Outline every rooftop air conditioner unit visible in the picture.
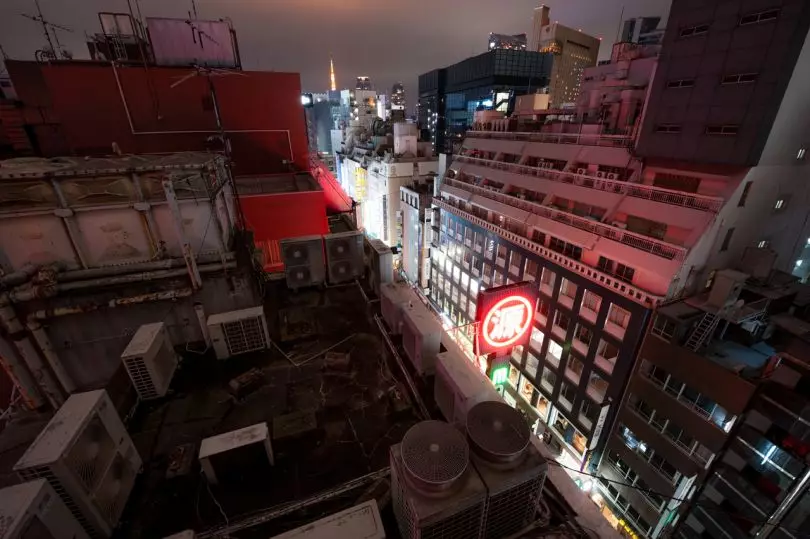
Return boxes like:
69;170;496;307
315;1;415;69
467;401;548;538
605;172;619;181
390;421;487;539
575;168;587;175
14;390;142;538
434;347;500;429
380;282;417;335
121;322;177;401
401;301;442;376
281;235;325;290
596;171;605;179
0;479;90;539
324;231;365;284
207;306;270;360
199;423;274;486
366;238;393;297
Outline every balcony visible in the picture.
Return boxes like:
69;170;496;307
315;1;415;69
433;198;664;307
453;155;724;213
443;178;687;262
466;129;633;148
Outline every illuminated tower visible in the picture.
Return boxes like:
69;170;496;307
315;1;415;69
329;55;337;92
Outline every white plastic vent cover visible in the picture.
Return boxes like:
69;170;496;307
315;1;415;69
121;322;177;400
207;306;271;360
0;479;89;539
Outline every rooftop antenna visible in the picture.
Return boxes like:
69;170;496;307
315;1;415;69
190;0;199;19
615;5;625;43
21;0;73;60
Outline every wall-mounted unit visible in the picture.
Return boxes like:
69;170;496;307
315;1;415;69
121;322;177;401
575;168;587;175
14;390;142;538
390;421;486;539
366;238;393;297
380;282;417;335
466;401;547;538
324;231;364;284
605;172;619;180
401;301;441;376
207;306;270;360
199;423;274;485
280;235;325;290
435;348;500;429
270;500;384;539
0;479;90;539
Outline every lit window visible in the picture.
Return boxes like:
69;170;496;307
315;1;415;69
796;260;803;267
798;148;806;160
774;199;785;210
758;240;769;249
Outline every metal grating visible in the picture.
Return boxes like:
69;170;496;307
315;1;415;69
420;499;486;539
18;466;100;538
123;356;157;399
66;416;116;494
223;316;267;356
481;475;543;538
467;401;530;463
401;421;469;489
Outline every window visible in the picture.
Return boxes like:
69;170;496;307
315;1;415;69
739;9;779;26
720;227;735;252
679;24;709;38
549;237;582;260
798;148;807;161
614;263;635;284
560;278;577;299
608;304;630;329
667;79;695;89
560;382;577;406
581;398;597;425
774;198;787;210
705;124;739;136
655;124;682;134
653;173;700;193
596;339;618;373
553;310;572;332
576;324;593;347
651;315;677;341
526;352;540;378
588;371;607;402
566;355;584;381
597;256;612;272
525;258;539;280
581;290;601;313
758;240;769;249
530;326;545;350
541;367;557;390
722;73;759;85
738;181;753;207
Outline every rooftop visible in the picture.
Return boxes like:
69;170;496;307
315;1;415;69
236;172;323;195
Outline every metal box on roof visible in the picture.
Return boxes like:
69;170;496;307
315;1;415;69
401;301;441;376
270;500;385;539
120;322;177;400
199;422;274;485
207;306;270;360
0;479;89;539
434;348;500;429
380;282;416;335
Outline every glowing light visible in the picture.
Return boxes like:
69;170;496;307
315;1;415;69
481;295;533;349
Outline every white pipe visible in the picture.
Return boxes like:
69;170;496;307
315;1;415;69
27;320;75;395
194;302;212;347
57;252;235;282
111;62;295;162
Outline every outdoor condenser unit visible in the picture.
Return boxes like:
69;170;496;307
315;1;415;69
120;322;178;400
0;479;90;539
207;306;271;360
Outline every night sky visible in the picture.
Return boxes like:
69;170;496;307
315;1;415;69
1;0;670;111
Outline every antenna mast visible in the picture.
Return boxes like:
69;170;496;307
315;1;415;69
33;0;55;54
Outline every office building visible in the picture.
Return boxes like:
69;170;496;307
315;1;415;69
391;81;406;110
400;179;435;289
489;33;528;51
356;76;372;90
531;5;601;107
621;16;664;45
418;49;553;152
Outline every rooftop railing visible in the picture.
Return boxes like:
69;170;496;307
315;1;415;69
466;129;633;148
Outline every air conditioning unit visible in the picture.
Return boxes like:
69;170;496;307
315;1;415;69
612;221;628;229
401;301;442;376
467;401;548;538
575;168;587;175
380;282;417;335
199;422;274;485
269;500;384;539
434;348;500;429
14;390;142;538
596;171;605;179
390;421;487;539
324;231;365;284
207;306;271;360
281;235;325;290
605;172;619;180
0;479;90;539
121;322;177;401
366;238;393;297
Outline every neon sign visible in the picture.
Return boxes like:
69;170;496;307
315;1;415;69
475;282;538;355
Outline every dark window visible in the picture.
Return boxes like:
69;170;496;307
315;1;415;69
653;173;700;193
722;73;759;85
721;227;735;252
560;382;576;401
655;124;682;134
614;263;636;284
740;9;780;26
597;256;613;272
679;24;709;38
738;181;753;207
549;237;582;260
667;79;695;89
706;124;739;136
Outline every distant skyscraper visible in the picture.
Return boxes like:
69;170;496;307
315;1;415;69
356;76;372;90
621;16;663;45
329;55;337;92
391;82;406;110
488;33;528;50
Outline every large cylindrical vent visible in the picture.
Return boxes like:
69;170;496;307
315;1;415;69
466;401;530;466
401;420;469;495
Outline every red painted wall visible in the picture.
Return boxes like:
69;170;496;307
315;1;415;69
5;61;309;175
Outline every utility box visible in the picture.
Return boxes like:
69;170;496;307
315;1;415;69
199;423;274;485
401;301;441;376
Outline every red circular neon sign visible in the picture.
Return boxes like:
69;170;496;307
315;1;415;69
481;295;534;349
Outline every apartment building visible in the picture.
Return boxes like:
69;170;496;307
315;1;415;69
400;180;435;289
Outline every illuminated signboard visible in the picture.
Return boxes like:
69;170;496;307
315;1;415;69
475;282;538;355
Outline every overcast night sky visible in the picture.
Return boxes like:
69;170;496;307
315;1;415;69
0;0;670;109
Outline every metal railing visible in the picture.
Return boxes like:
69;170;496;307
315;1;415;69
453;155;724;213
443;178;687;262
434;198;663;307
466;129;634;148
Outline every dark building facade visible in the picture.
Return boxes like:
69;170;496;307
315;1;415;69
636;0;810;165
418;50;553;152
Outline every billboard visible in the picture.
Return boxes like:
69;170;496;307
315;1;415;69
474;282;538;356
147;17;239;68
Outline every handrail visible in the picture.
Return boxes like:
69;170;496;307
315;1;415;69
454;155;724;213
467;129;633;148
433;198;663;307
443;178;687;262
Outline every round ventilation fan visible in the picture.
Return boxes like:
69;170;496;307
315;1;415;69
466;401;530;464
401;420;469;493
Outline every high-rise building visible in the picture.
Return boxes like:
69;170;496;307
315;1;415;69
391;81;406;110
621;16;664;45
329;55;337;91
400;180;435;289
356;76;372;90
488;33;528;51
530;5;600;107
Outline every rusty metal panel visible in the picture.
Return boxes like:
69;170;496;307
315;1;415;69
147;17;238;68
74;209;153;266
0;180;58;212
60;175;137;206
0;214;79;271
152;203;221;257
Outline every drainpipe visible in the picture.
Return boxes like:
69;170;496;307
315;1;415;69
194;302;212;347
55;252;235;283
0;294;64;408
28;288;194;321
51;180;90;269
0;331;44;409
162;178;203;289
26;320;75;395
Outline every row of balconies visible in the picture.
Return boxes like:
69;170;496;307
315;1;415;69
453;155;724;213
466;129;634;148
